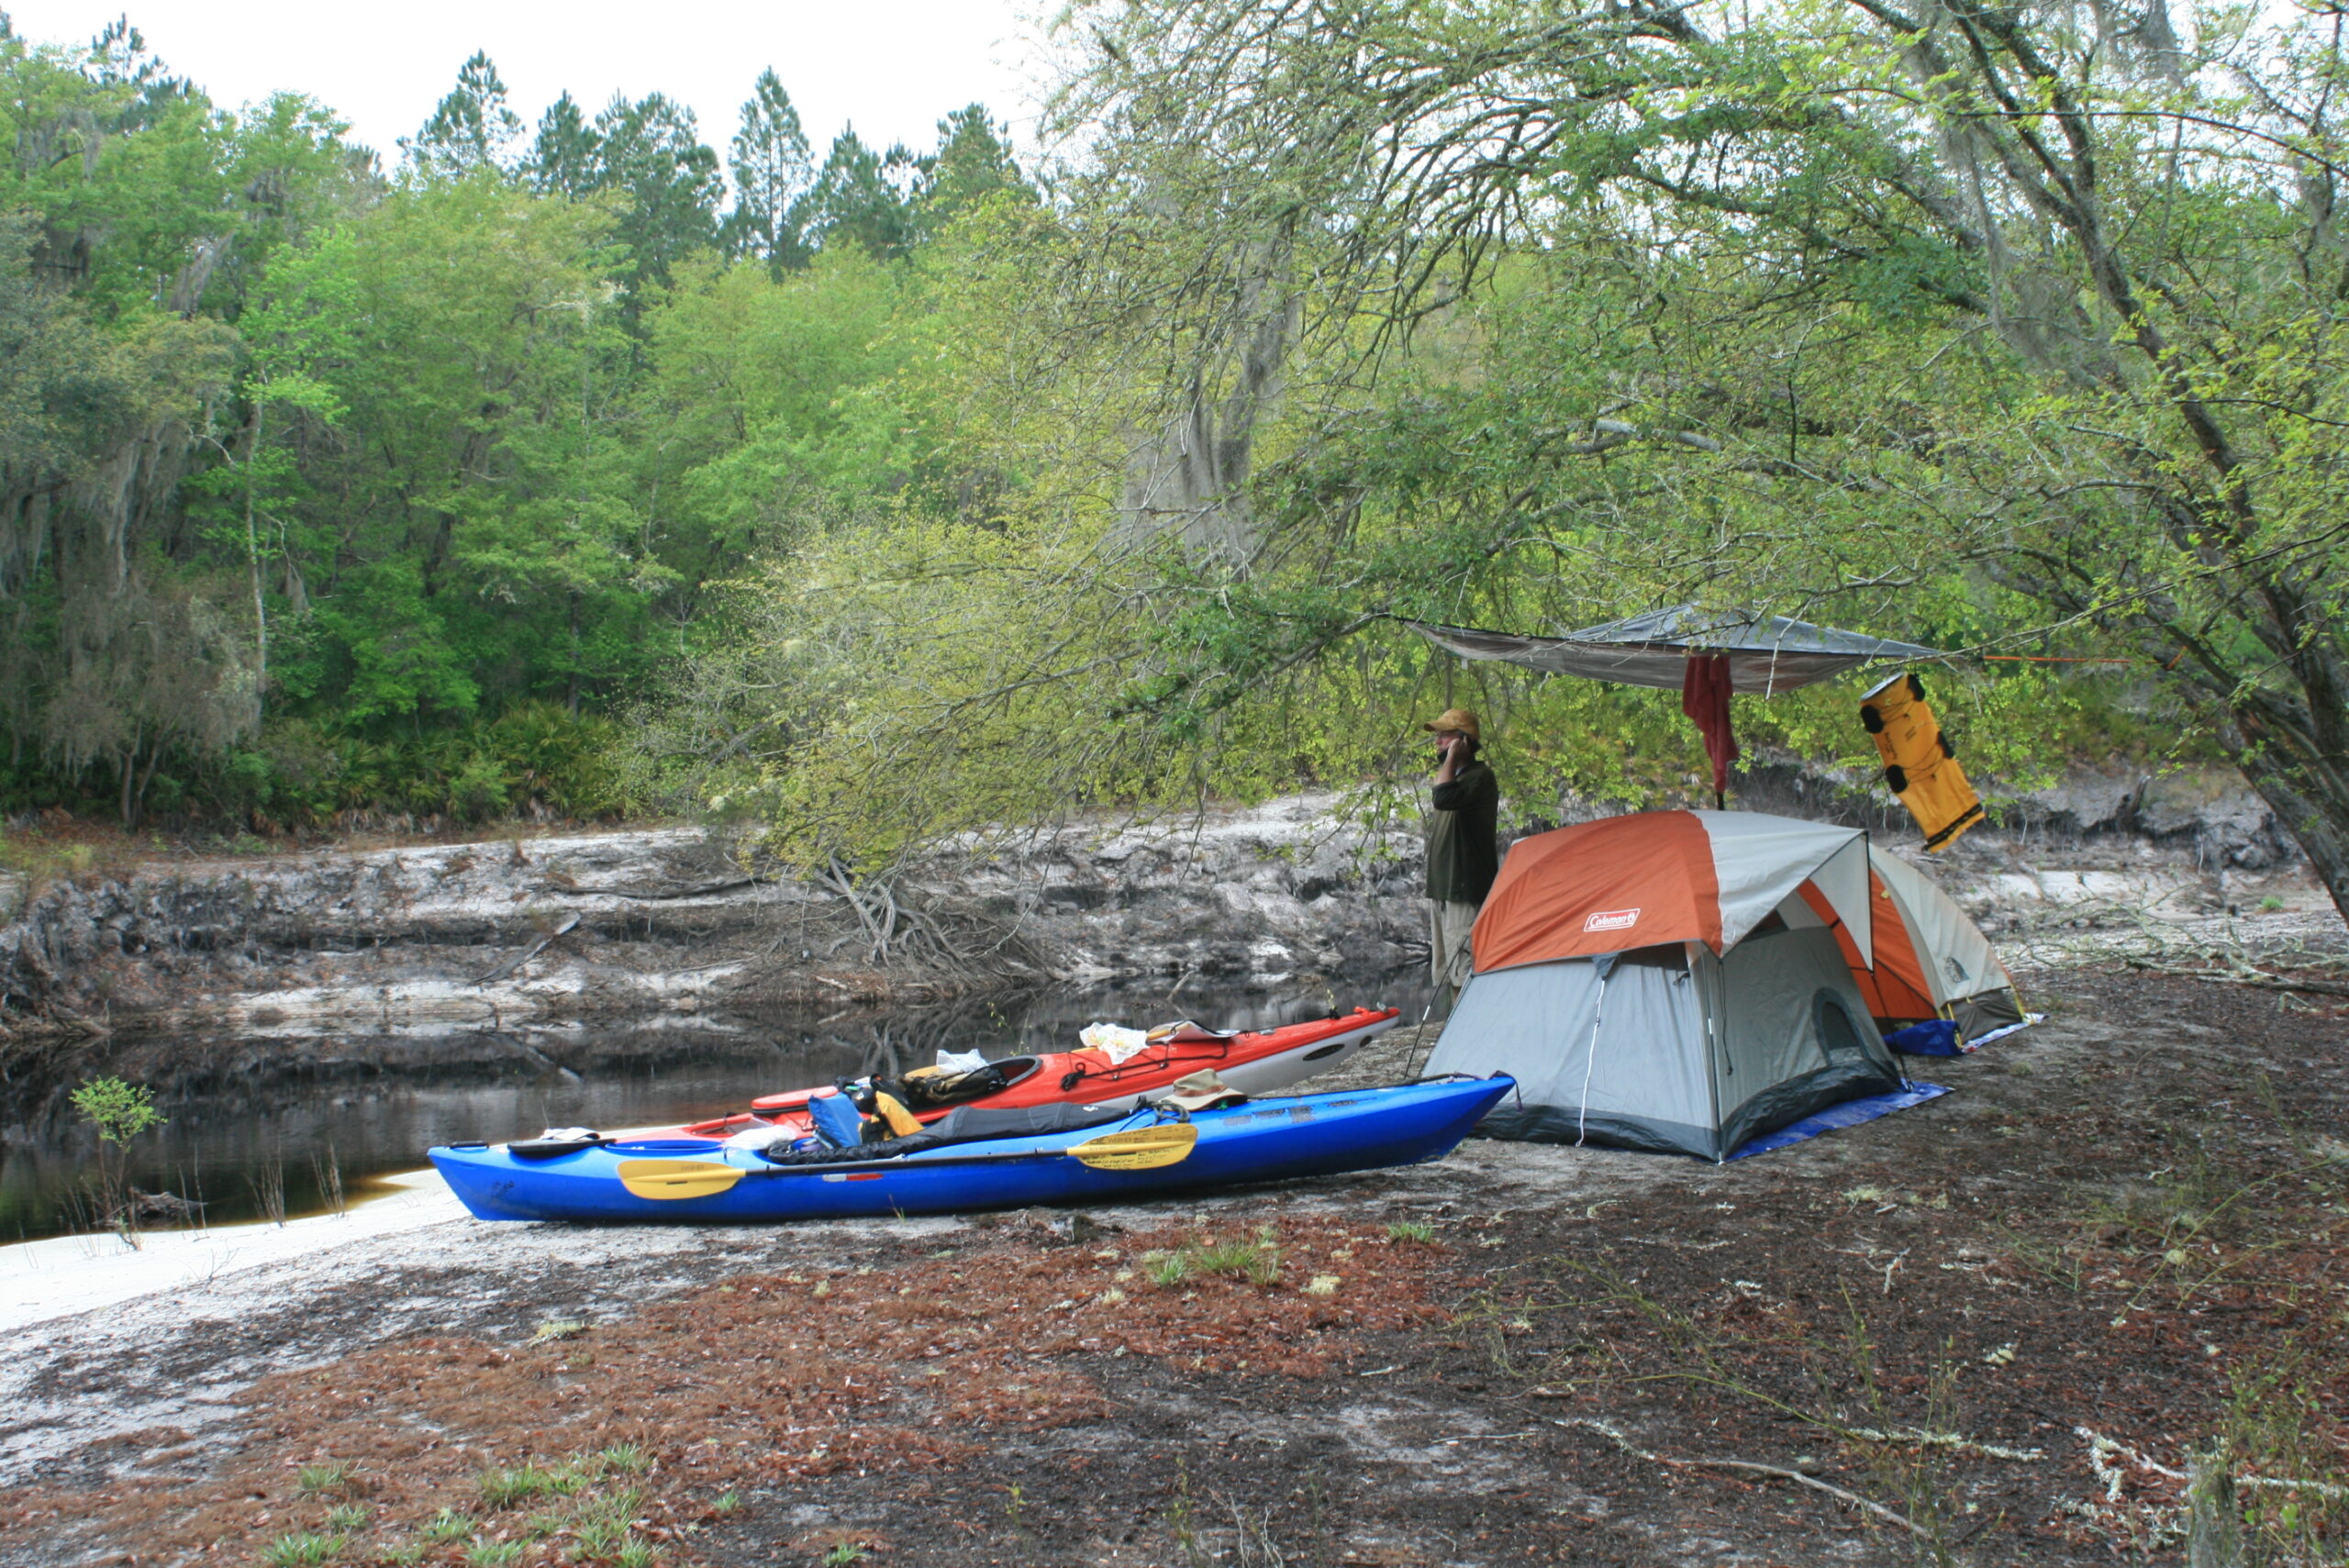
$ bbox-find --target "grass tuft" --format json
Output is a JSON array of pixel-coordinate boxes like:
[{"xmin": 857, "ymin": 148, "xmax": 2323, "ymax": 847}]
[
  {"xmin": 476, "ymin": 1462, "xmax": 583, "ymax": 1509},
  {"xmin": 1148, "ymin": 1228, "xmax": 1284, "ymax": 1287},
  {"xmin": 421, "ymin": 1507, "xmax": 473, "ymax": 1543},
  {"xmin": 294, "ymin": 1461, "xmax": 354, "ymax": 1498},
  {"xmin": 596, "ymin": 1441, "xmax": 652, "ymax": 1475},
  {"xmin": 261, "ymin": 1531, "xmax": 345, "ymax": 1568}
]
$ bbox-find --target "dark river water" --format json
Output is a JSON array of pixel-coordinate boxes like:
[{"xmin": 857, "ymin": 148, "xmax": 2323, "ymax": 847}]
[{"xmin": 0, "ymin": 975, "xmax": 1426, "ymax": 1244}]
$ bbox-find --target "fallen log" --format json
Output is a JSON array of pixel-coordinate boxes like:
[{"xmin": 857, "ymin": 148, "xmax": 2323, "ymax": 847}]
[{"xmin": 474, "ymin": 913, "xmax": 582, "ymax": 985}]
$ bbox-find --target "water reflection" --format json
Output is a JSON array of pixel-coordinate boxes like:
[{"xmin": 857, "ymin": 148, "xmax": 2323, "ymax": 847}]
[{"xmin": 0, "ymin": 976, "xmax": 1422, "ymax": 1243}]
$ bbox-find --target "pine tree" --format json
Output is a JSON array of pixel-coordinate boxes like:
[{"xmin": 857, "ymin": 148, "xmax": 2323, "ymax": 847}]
[
  {"xmin": 723, "ymin": 69, "xmax": 812, "ymax": 273},
  {"xmin": 796, "ymin": 128, "xmax": 915, "ymax": 261},
  {"xmin": 523, "ymin": 91, "xmax": 598, "ymax": 199},
  {"xmin": 913, "ymin": 104, "xmax": 1031, "ymax": 238},
  {"xmin": 402, "ymin": 51, "xmax": 521, "ymax": 177},
  {"xmin": 591, "ymin": 92, "xmax": 723, "ymax": 290}
]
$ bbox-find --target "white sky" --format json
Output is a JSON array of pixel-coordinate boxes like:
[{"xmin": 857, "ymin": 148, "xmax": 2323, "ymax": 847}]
[{"xmin": 6, "ymin": 0, "xmax": 1053, "ymax": 168}]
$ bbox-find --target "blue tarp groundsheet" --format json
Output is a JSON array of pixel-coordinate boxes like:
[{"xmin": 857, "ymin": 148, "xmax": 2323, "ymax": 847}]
[{"xmin": 1726, "ymin": 1082, "xmax": 1951, "ymax": 1161}]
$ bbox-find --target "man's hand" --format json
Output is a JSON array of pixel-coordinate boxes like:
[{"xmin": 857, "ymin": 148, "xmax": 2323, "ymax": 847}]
[{"xmin": 1433, "ymin": 730, "xmax": 1464, "ymax": 784}]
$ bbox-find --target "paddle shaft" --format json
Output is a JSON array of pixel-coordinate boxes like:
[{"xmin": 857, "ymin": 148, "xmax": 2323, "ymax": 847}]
[
  {"xmin": 741, "ymin": 1135, "xmax": 1173, "ymax": 1179},
  {"xmin": 617, "ymin": 1123, "xmax": 1197, "ymax": 1199}
]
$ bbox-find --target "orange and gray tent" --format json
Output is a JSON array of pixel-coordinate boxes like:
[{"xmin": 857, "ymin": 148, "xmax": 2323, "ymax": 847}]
[
  {"xmin": 1800, "ymin": 846, "xmax": 2023, "ymax": 1040},
  {"xmin": 1425, "ymin": 810, "xmax": 1907, "ymax": 1160}
]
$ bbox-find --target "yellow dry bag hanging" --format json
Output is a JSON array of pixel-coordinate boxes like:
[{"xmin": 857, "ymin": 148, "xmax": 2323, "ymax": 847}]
[{"xmin": 1860, "ymin": 673, "xmax": 1983, "ymax": 851}]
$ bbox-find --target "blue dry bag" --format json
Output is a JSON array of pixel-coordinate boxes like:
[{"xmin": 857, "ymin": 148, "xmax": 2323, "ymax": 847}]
[
  {"xmin": 1884, "ymin": 1019, "xmax": 1964, "ymax": 1057},
  {"xmin": 807, "ymin": 1089, "xmax": 865, "ymax": 1149}
]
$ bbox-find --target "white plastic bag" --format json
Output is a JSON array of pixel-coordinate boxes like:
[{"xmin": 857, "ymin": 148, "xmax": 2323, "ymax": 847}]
[{"xmin": 1078, "ymin": 1022, "xmax": 1152, "ymax": 1064}]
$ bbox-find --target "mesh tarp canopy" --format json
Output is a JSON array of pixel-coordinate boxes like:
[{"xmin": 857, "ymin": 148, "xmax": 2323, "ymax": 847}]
[{"xmin": 1409, "ymin": 606, "xmax": 1943, "ymax": 695}]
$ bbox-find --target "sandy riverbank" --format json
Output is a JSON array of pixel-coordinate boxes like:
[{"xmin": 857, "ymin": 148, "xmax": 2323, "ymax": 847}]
[{"xmin": 6, "ymin": 978, "xmax": 2347, "ymax": 1566}]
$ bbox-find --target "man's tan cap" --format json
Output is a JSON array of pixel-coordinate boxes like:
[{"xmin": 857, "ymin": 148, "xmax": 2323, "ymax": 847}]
[{"xmin": 1422, "ymin": 708, "xmax": 1481, "ymax": 740}]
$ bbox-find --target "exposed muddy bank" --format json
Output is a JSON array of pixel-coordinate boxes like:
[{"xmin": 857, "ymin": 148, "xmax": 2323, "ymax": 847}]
[
  {"xmin": 0, "ymin": 798, "xmax": 1434, "ymax": 1046},
  {"xmin": 1, "ymin": 768, "xmax": 2337, "ymax": 1050}
]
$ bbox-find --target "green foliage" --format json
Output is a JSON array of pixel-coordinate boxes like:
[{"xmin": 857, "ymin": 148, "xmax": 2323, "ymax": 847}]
[
  {"xmin": 724, "ymin": 70, "xmax": 811, "ymax": 272},
  {"xmin": 1, "ymin": 4, "xmax": 2323, "ymax": 885},
  {"xmin": 71, "ymin": 1077, "xmax": 161, "ymax": 1145},
  {"xmin": 402, "ymin": 51, "xmax": 522, "ymax": 177},
  {"xmin": 799, "ymin": 129, "xmax": 915, "ymax": 261},
  {"xmin": 1025, "ymin": 0, "xmax": 2349, "ymax": 909},
  {"xmin": 590, "ymin": 92, "xmax": 724, "ymax": 294},
  {"xmin": 0, "ymin": 17, "xmax": 1031, "ymax": 832}
]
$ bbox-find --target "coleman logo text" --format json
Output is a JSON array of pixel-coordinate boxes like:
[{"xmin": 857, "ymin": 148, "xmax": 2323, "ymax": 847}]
[{"xmin": 1583, "ymin": 908, "xmax": 1641, "ymax": 933}]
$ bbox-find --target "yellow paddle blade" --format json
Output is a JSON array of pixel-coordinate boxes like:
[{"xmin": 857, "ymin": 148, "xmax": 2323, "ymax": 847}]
[
  {"xmin": 1069, "ymin": 1122, "xmax": 1199, "ymax": 1171},
  {"xmin": 617, "ymin": 1158, "xmax": 745, "ymax": 1201}
]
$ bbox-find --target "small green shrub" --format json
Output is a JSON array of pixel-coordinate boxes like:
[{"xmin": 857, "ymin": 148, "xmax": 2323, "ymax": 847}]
[
  {"xmin": 1386, "ymin": 1219, "xmax": 1435, "ymax": 1243},
  {"xmin": 72, "ymin": 1077, "xmax": 162, "ymax": 1146}
]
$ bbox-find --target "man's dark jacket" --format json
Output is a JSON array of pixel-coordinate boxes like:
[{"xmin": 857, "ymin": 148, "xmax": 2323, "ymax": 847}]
[{"xmin": 1427, "ymin": 759, "xmax": 1499, "ymax": 904}]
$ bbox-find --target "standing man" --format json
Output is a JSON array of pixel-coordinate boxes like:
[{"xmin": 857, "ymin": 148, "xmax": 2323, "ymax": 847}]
[{"xmin": 1423, "ymin": 707, "xmax": 1499, "ymax": 1013}]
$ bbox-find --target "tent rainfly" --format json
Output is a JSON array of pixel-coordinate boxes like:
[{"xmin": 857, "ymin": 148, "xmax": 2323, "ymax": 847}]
[
  {"xmin": 1424, "ymin": 810, "xmax": 1909, "ymax": 1160},
  {"xmin": 1806, "ymin": 846, "xmax": 2024, "ymax": 1040}
]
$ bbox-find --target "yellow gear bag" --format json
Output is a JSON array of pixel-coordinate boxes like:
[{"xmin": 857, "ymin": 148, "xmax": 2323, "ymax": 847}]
[{"xmin": 1860, "ymin": 673, "xmax": 1984, "ymax": 852}]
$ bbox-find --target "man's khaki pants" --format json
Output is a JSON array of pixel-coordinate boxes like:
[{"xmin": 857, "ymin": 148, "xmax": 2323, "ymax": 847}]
[{"xmin": 1428, "ymin": 898, "xmax": 1479, "ymax": 1011}]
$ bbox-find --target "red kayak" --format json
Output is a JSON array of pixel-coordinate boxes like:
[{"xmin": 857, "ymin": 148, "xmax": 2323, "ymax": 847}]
[{"xmin": 673, "ymin": 1006, "xmax": 1402, "ymax": 1140}]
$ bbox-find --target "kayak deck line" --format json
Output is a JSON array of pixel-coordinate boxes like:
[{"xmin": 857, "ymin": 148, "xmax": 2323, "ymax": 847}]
[{"xmin": 674, "ymin": 1006, "xmax": 1403, "ymax": 1140}]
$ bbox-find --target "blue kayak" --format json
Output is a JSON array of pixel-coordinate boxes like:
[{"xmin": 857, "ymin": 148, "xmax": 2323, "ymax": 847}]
[{"xmin": 429, "ymin": 1075, "xmax": 1514, "ymax": 1224}]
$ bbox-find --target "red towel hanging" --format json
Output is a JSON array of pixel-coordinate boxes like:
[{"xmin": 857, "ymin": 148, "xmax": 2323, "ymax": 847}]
[{"xmin": 1681, "ymin": 654, "xmax": 1739, "ymax": 805}]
